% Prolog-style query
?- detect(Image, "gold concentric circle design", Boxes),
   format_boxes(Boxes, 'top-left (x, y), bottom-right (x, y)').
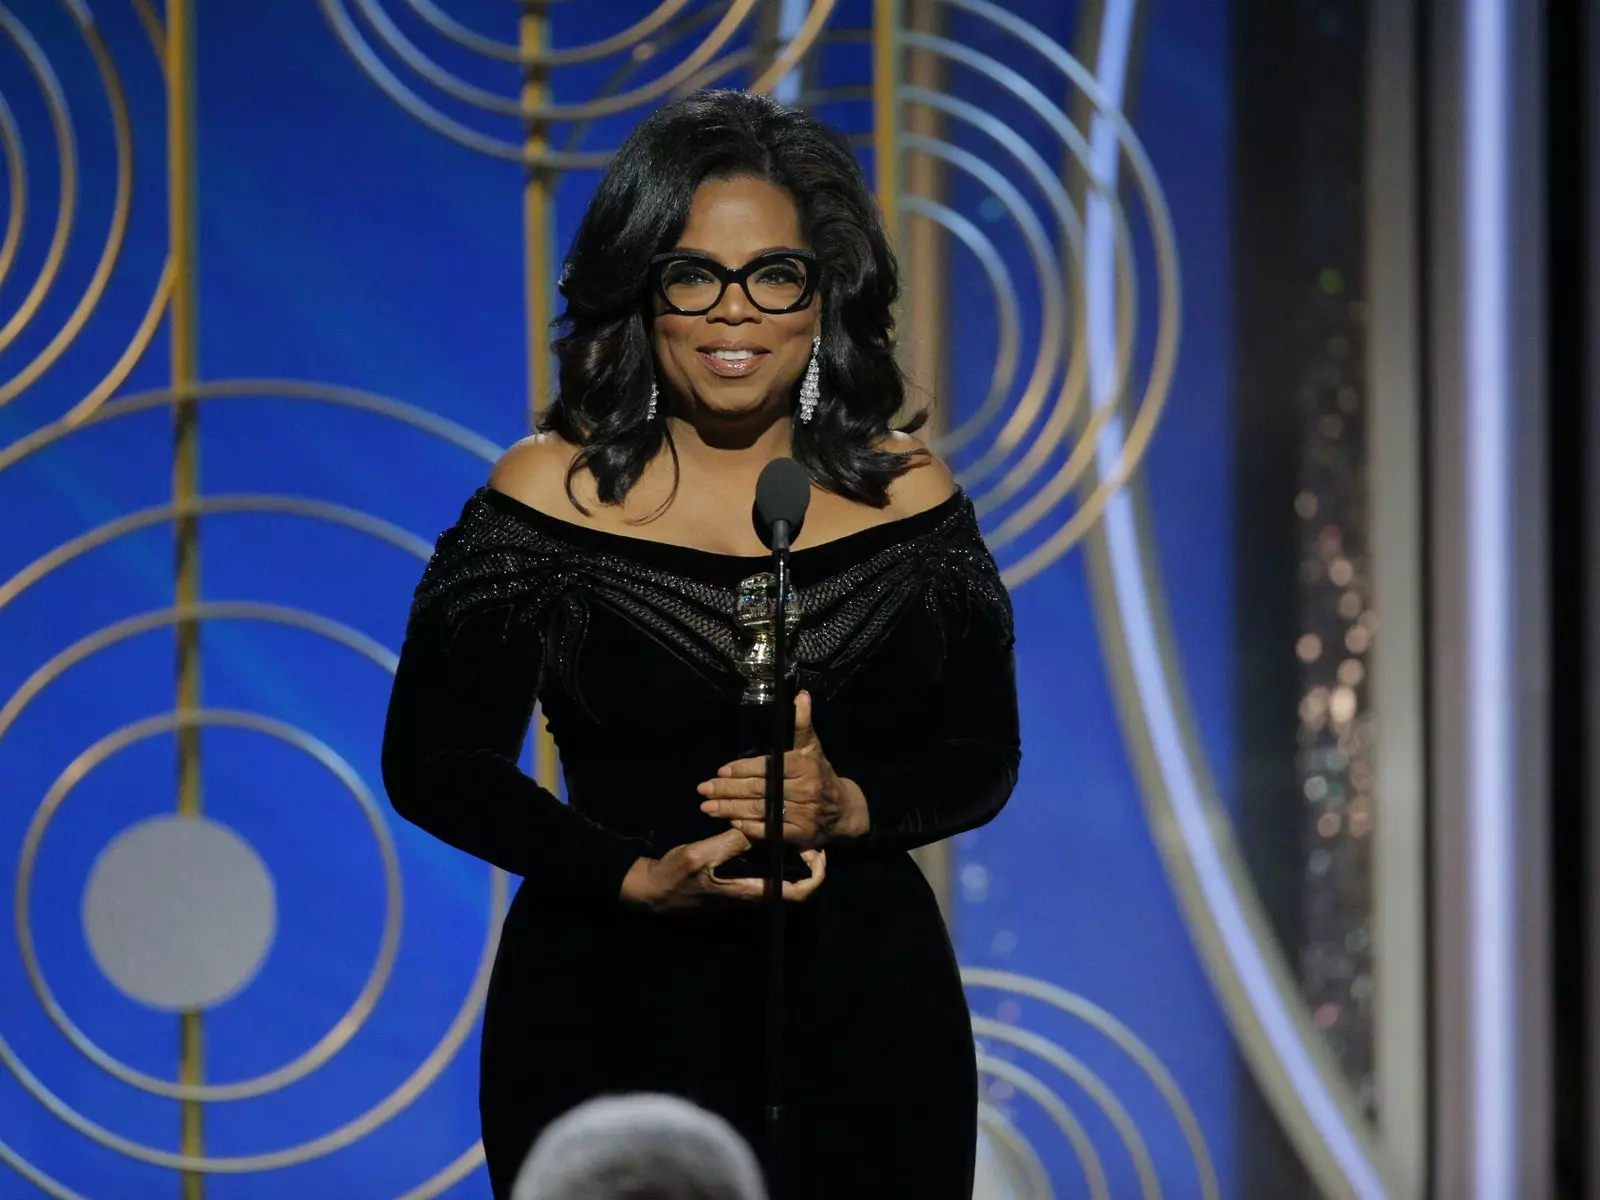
top-left (316, 0), bottom-right (836, 166)
top-left (0, 1), bottom-right (172, 421)
top-left (979, 1051), bottom-right (1110, 1198)
top-left (0, 378), bottom-right (504, 477)
top-left (972, 1015), bottom-right (1160, 1197)
top-left (884, 0), bottom-right (1180, 587)
top-left (5, 608), bottom-right (403, 1103)
top-left (978, 1101), bottom-right (1053, 1197)
top-left (15, 700), bottom-right (402, 1102)
top-left (0, 707), bottom-right (506, 1172)
top-left (0, 78), bottom-right (27, 291)
top-left (0, 380), bottom-right (511, 1191)
top-left (399, 0), bottom-right (691, 66)
top-left (965, 967), bottom-right (1220, 1199)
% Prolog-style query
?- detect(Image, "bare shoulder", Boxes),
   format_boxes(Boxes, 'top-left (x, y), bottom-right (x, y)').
top-left (487, 433), bottom-right (585, 513)
top-left (879, 431), bottom-right (957, 517)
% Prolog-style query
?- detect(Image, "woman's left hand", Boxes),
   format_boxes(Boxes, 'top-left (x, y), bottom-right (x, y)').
top-left (697, 691), bottom-right (869, 847)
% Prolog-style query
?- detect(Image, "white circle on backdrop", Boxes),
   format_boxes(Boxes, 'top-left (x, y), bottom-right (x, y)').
top-left (82, 815), bottom-right (277, 1011)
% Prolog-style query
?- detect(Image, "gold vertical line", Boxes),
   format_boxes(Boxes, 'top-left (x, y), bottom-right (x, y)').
top-left (520, 1), bottom-right (554, 431)
top-left (903, 0), bottom-right (946, 427)
top-left (752, 2), bottom-right (784, 81)
top-left (1067, 0), bottom-right (1108, 219)
top-left (166, 0), bottom-right (204, 1195)
top-left (871, 0), bottom-right (901, 251)
top-left (519, 1), bottom-right (560, 796)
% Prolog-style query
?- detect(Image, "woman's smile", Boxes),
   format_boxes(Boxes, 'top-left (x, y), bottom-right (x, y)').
top-left (697, 340), bottom-right (771, 378)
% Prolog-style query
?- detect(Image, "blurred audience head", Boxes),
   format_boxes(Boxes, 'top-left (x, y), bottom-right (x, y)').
top-left (511, 1093), bottom-right (767, 1200)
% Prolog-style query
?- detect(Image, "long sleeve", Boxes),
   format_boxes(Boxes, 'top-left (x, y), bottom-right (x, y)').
top-left (381, 505), bottom-right (652, 902)
top-left (843, 552), bottom-right (1021, 853)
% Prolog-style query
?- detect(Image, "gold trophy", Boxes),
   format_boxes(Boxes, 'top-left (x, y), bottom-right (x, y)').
top-left (735, 571), bottom-right (801, 705)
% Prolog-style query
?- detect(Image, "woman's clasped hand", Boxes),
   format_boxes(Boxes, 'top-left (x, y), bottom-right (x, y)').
top-left (696, 690), bottom-right (869, 847)
top-left (617, 692), bottom-right (862, 911)
top-left (617, 828), bottom-right (826, 912)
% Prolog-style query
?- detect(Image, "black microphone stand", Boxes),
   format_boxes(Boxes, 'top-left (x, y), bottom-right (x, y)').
top-left (764, 526), bottom-right (794, 1198)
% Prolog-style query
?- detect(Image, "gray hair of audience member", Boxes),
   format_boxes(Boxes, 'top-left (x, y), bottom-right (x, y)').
top-left (511, 1093), bottom-right (767, 1200)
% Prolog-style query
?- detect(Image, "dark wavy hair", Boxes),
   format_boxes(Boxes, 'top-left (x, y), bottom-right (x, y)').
top-left (541, 89), bottom-right (927, 509)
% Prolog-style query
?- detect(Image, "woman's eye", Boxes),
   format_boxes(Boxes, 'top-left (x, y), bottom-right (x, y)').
top-left (755, 266), bottom-right (802, 285)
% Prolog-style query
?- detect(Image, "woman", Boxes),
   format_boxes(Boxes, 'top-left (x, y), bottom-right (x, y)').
top-left (382, 89), bottom-right (1020, 1198)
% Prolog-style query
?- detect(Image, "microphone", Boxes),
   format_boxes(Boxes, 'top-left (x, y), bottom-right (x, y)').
top-left (753, 457), bottom-right (810, 553)
top-left (750, 455), bottom-right (809, 1199)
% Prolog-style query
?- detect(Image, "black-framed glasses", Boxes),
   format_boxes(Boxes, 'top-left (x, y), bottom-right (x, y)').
top-left (647, 250), bottom-right (820, 316)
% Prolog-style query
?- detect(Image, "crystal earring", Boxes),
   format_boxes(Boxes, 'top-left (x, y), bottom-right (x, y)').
top-left (798, 336), bottom-right (821, 424)
top-left (646, 380), bottom-right (658, 420)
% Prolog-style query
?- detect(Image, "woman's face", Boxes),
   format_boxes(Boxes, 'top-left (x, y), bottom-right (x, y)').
top-left (651, 175), bottom-right (821, 426)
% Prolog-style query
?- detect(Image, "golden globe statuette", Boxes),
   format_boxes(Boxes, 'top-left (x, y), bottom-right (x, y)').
top-left (735, 571), bottom-right (801, 706)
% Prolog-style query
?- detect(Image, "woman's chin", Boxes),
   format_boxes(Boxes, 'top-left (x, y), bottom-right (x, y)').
top-left (691, 388), bottom-right (789, 422)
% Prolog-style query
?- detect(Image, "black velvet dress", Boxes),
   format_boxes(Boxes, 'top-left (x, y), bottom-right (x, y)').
top-left (381, 485), bottom-right (1020, 1199)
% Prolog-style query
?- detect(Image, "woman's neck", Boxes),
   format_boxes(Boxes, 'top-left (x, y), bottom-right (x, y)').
top-left (665, 410), bottom-right (794, 480)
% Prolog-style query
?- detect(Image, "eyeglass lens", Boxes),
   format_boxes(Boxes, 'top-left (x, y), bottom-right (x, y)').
top-left (657, 255), bottom-right (812, 314)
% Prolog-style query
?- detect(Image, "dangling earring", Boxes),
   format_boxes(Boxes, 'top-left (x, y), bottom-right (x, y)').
top-left (798, 336), bottom-right (821, 424)
top-left (646, 380), bottom-right (658, 420)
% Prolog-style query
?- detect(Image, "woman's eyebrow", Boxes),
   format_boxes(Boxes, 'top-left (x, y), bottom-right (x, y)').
top-left (668, 245), bottom-right (809, 261)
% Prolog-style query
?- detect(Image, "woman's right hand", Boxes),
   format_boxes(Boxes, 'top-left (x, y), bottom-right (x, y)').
top-left (619, 829), bottom-right (826, 912)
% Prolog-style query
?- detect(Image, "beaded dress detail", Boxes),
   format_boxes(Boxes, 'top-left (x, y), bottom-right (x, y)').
top-left (408, 486), bottom-right (1012, 699)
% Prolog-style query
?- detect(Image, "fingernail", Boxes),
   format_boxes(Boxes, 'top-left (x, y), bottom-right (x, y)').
top-left (699, 801), bottom-right (714, 812)
top-left (697, 782), bottom-right (711, 794)
top-left (718, 766), bottom-right (732, 778)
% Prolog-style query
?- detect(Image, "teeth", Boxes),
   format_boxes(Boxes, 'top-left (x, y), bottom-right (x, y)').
top-left (710, 350), bottom-right (755, 361)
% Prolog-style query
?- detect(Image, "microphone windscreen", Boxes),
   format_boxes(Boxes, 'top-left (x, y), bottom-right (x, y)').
top-left (753, 457), bottom-right (811, 548)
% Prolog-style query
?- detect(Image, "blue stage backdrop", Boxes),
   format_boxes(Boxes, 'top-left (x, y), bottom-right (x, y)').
top-left (0, 2), bottom-right (1314, 1197)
